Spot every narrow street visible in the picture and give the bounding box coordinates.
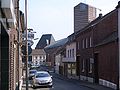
[1,0,120,90]
[22,73,94,90]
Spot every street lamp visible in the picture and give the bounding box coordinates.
[24,1,38,89]
[25,0,28,90]
[16,0,20,90]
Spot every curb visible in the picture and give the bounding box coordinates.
[53,74,96,90]
[53,73,114,90]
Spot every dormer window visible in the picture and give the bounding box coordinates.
[46,39,49,45]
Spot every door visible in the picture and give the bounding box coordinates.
[76,56,80,76]
[94,53,99,83]
[85,59,89,81]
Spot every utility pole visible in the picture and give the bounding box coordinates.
[17,0,20,89]
[25,0,28,90]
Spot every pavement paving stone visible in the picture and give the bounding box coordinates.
[53,73,114,90]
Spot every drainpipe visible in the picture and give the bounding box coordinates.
[118,1,120,89]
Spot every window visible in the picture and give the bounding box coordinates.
[82,59,85,72]
[40,56,42,59]
[35,56,37,59]
[77,42,80,50]
[90,37,92,47]
[46,39,49,45]
[89,58,94,73]
[68,50,69,58]
[86,38,88,48]
[72,64,76,75]
[70,49,71,58]
[43,56,45,59]
[67,64,71,76]
[82,39,85,49]
[72,49,74,57]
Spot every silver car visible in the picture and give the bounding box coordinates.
[32,71,53,88]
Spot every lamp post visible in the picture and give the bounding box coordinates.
[25,0,28,90]
[16,0,20,90]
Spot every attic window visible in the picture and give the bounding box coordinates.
[46,39,49,45]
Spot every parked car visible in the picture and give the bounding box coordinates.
[32,71,53,88]
[29,69,37,80]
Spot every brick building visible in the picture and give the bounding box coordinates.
[1,0,24,90]
[76,2,120,89]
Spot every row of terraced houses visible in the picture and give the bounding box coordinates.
[34,2,120,90]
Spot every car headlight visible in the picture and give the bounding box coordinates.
[48,78,52,82]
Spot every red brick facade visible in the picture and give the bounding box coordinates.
[76,8,119,89]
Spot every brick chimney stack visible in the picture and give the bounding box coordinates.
[99,13,102,18]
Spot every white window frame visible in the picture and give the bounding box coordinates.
[90,37,92,47]
[89,58,94,73]
[82,39,85,49]
[82,59,85,72]
[70,49,71,58]
[78,42,80,50]
[86,38,88,48]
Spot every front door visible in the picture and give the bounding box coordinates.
[76,56,80,76]
[94,53,99,83]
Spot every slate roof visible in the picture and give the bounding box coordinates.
[31,49,46,55]
[35,34,55,49]
[96,31,118,47]
[45,38,68,49]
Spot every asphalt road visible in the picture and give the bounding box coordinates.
[22,73,94,90]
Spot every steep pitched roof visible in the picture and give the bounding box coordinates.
[31,49,46,55]
[45,38,68,49]
[35,34,55,49]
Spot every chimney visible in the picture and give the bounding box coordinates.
[99,13,102,18]
[116,1,120,9]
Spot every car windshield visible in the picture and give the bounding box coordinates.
[29,70,36,74]
[36,72,50,78]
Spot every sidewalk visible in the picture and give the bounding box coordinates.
[52,73,114,90]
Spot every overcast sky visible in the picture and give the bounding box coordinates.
[20,0,119,49]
